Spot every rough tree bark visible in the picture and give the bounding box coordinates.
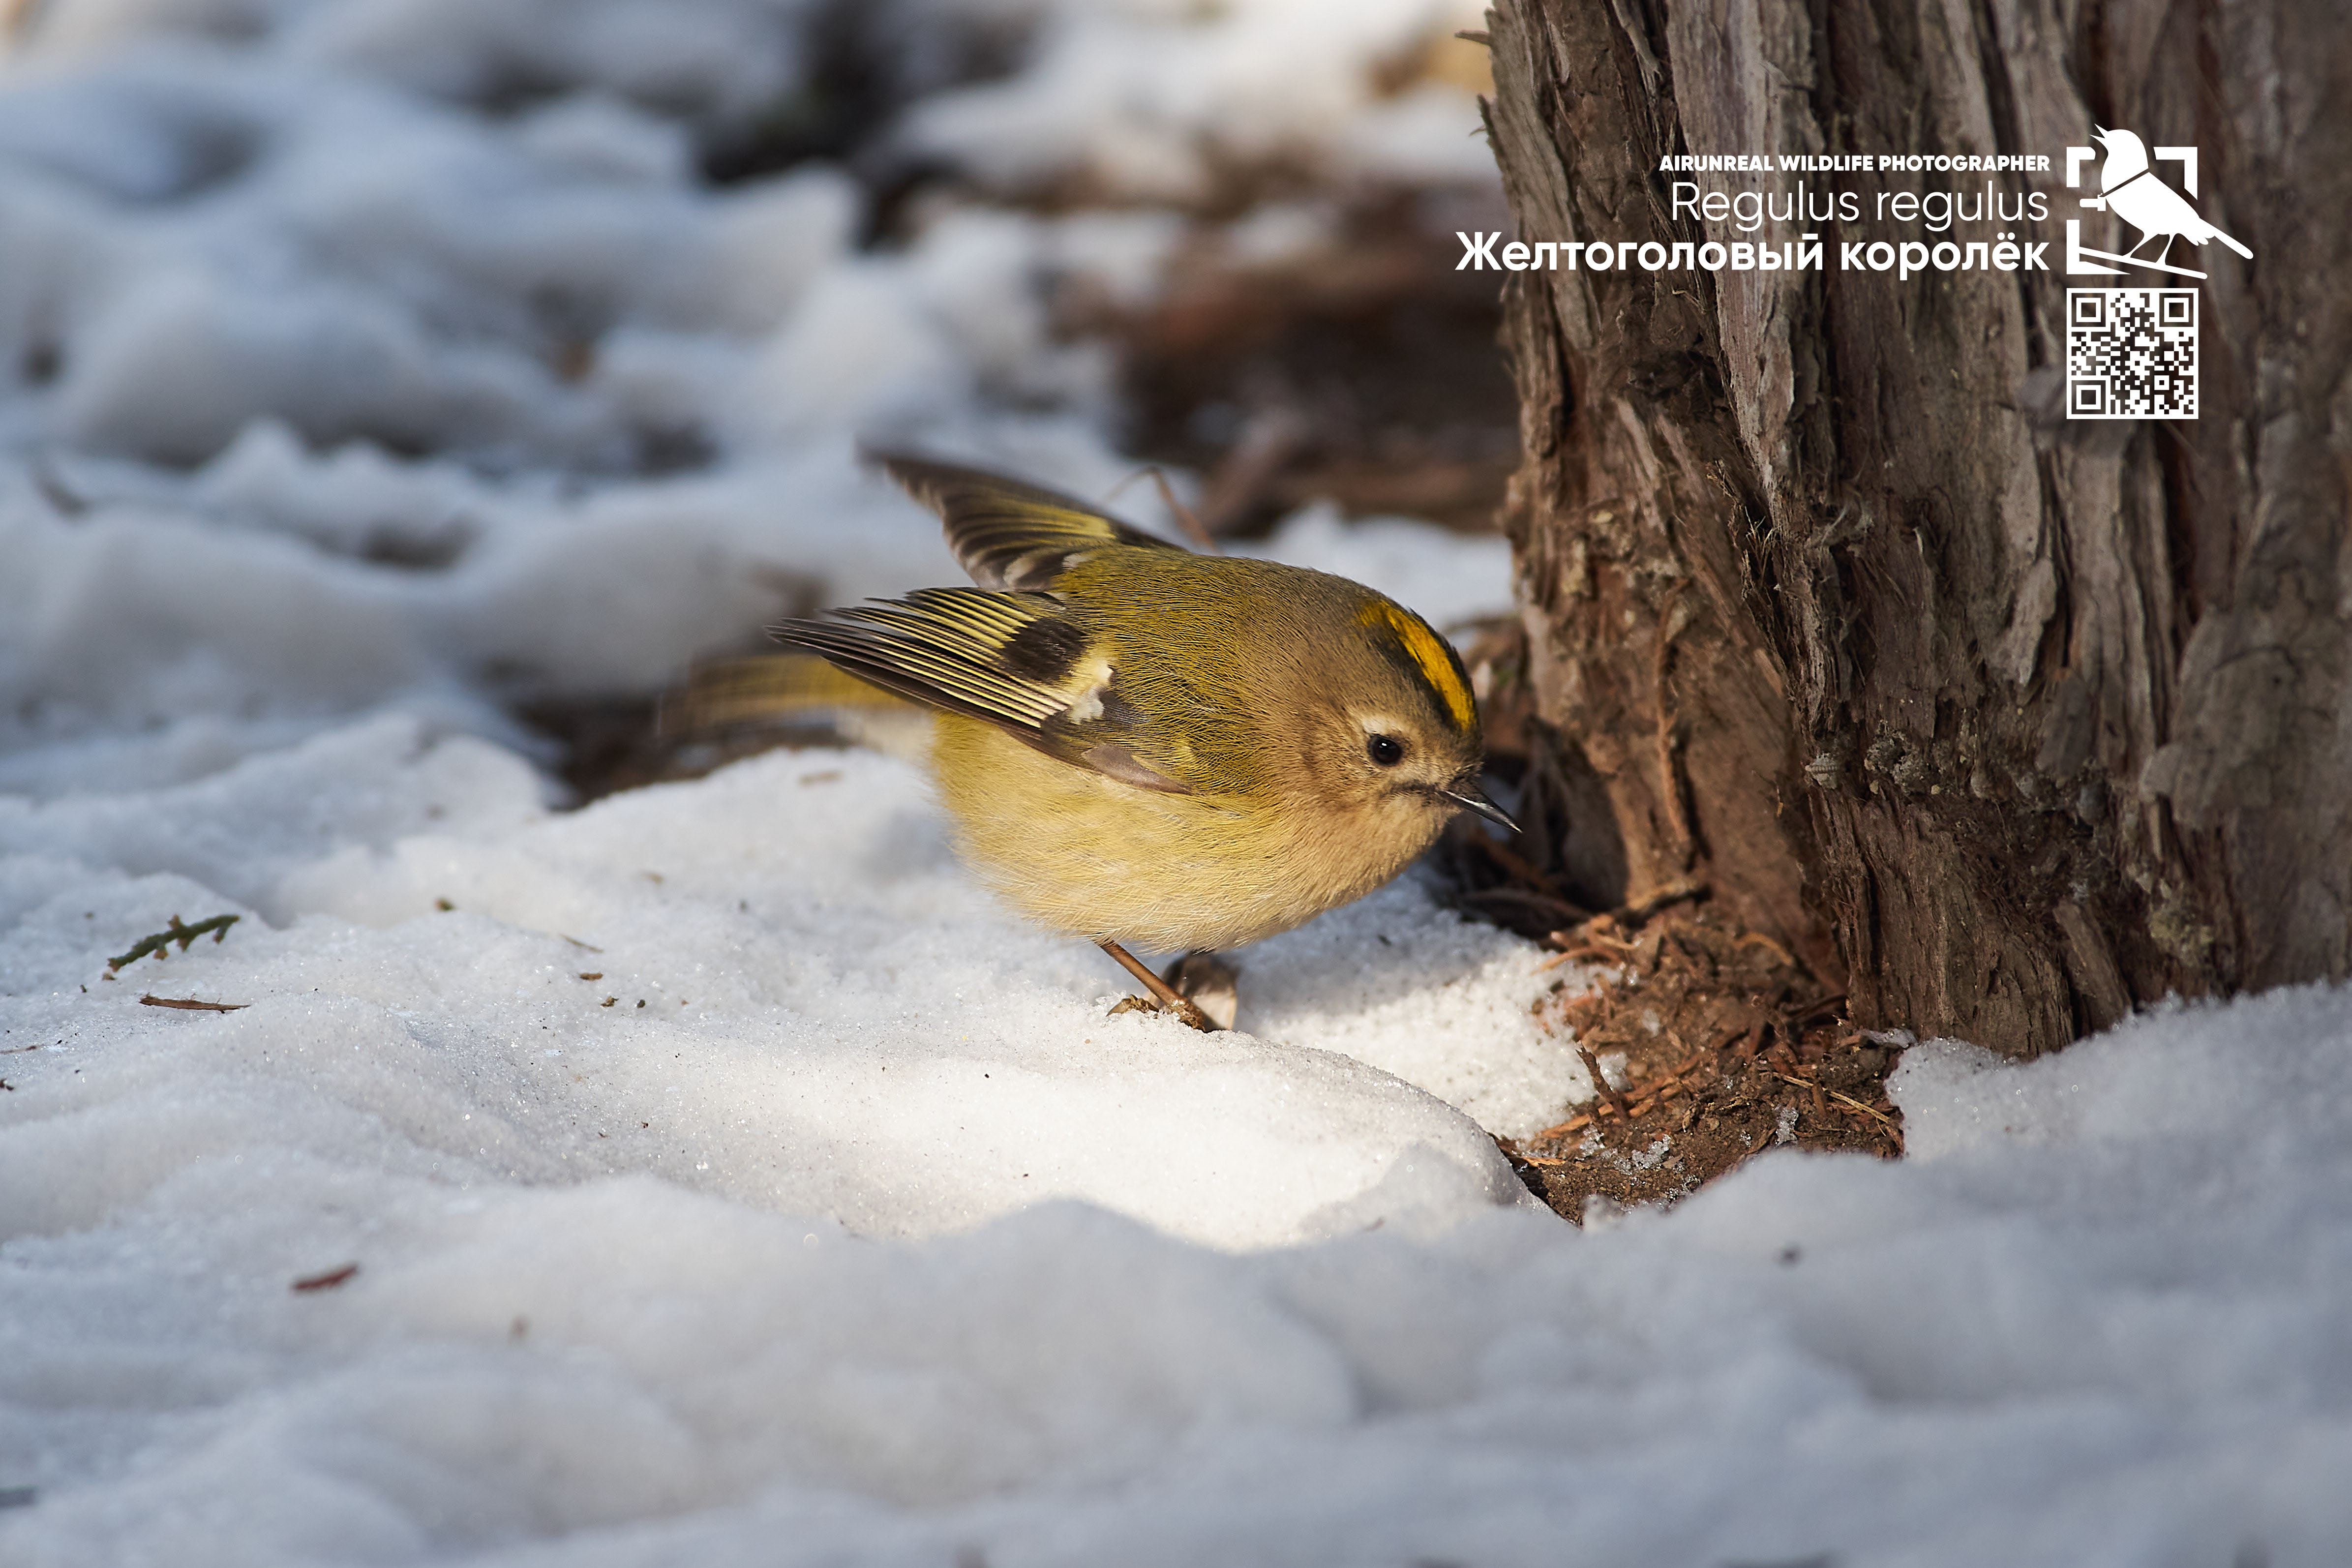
[1482,0,2351,1055]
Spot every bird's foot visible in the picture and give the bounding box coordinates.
[1108,992,1214,1031]
[1161,951,1238,1031]
[1095,939,1232,1031]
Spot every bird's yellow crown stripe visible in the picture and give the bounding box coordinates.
[1362,602,1476,732]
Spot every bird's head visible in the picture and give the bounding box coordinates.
[1279,590,1513,841]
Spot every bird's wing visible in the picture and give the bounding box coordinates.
[869,450,1186,592]
[772,588,1195,794]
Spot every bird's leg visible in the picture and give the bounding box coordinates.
[1099,939,1214,1030]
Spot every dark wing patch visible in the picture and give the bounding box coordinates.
[771,588,1193,795]
[773,589,1071,730]
[870,449,1186,591]
[1000,615,1090,684]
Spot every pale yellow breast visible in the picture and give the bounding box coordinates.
[928,714,1440,952]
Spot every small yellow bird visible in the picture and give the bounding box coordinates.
[771,452,1514,1027]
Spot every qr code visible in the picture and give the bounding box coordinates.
[2067,288,2197,419]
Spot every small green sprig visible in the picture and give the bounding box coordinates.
[107,914,240,973]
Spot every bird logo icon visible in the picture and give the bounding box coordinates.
[2068,127,2251,278]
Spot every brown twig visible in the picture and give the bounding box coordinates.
[1827,1087,1898,1128]
[1194,406,1309,537]
[1139,466,1220,552]
[1622,1078,1689,1118]
[291,1263,359,1293]
[1765,1070,1900,1129]
[1736,931,1798,968]
[1550,924,1639,954]
[1532,1109,1595,1142]
[139,995,247,1013]
[1538,941,1639,971]
[1612,880,1706,925]
[1611,1047,1719,1120]
[1472,832,1562,895]
[1461,887,1590,924]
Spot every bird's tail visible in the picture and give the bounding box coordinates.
[2213,228,2254,259]
[660,653,931,759]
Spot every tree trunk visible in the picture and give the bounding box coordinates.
[1482,0,2352,1055]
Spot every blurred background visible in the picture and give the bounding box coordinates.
[0,0,1518,800]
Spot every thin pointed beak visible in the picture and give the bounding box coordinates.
[1442,781,1519,835]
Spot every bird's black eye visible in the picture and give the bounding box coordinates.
[1367,734,1405,767]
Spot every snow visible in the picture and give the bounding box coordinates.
[895,0,1501,202]
[11,971,2352,1563]
[3,0,2351,1562]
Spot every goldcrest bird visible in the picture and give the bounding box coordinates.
[768,452,1514,1027]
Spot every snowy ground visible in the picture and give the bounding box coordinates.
[4,2,2352,1564]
